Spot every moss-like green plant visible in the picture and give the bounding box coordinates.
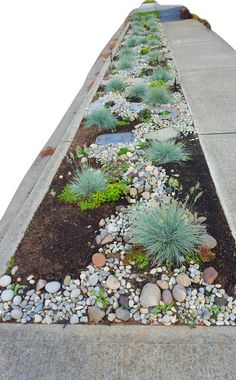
[92,289,109,308]
[150,80,167,88]
[151,69,173,82]
[140,46,150,55]
[75,146,88,158]
[144,140,190,164]
[125,250,149,269]
[85,108,117,131]
[105,77,125,93]
[117,147,129,156]
[102,161,130,182]
[130,202,205,266]
[168,177,180,189]
[116,56,133,70]
[64,168,107,200]
[145,87,172,105]
[79,183,128,210]
[127,82,148,101]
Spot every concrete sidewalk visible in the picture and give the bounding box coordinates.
[164,20,236,239]
[0,324,235,380]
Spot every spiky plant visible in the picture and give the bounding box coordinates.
[125,37,139,47]
[138,36,149,45]
[131,26,143,36]
[67,168,107,199]
[105,77,125,93]
[145,87,172,105]
[149,50,165,64]
[130,202,205,266]
[151,69,173,82]
[144,140,190,164]
[119,46,135,58]
[127,82,148,101]
[116,56,133,70]
[85,108,117,131]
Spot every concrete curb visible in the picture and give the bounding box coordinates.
[0,324,235,379]
[0,17,130,275]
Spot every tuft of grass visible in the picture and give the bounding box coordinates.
[144,140,190,164]
[149,50,165,64]
[145,87,172,105]
[105,77,125,93]
[130,202,205,266]
[138,108,153,122]
[64,168,107,200]
[6,255,16,273]
[151,69,173,82]
[127,82,148,101]
[116,56,133,70]
[125,37,139,47]
[137,36,149,45]
[85,108,117,131]
[119,46,135,58]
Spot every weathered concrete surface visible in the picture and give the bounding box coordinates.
[0,324,235,380]
[164,20,236,239]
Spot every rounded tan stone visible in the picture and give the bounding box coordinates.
[92,253,106,267]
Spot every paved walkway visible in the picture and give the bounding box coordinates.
[0,324,235,380]
[164,20,236,240]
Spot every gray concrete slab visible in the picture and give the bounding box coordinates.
[0,324,235,380]
[200,134,236,240]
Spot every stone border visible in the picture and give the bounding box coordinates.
[0,17,130,275]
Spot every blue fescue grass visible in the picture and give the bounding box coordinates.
[144,140,190,164]
[149,50,165,64]
[116,56,134,70]
[151,69,173,82]
[144,87,172,105]
[127,82,148,101]
[85,108,117,131]
[105,77,125,93]
[130,202,205,266]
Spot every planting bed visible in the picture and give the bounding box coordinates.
[0,10,236,326]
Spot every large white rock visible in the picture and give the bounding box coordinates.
[11,309,23,320]
[172,284,187,302]
[140,283,161,307]
[1,289,14,302]
[45,281,61,294]
[0,275,12,288]
[106,275,120,291]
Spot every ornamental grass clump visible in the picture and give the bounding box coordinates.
[116,56,134,70]
[127,82,148,101]
[130,202,205,266]
[151,69,173,82]
[144,140,190,164]
[105,77,125,93]
[145,87,172,105]
[125,37,139,47]
[149,50,165,64]
[61,168,107,201]
[85,108,117,131]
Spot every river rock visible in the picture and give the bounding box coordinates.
[101,233,114,245]
[92,253,106,267]
[140,283,161,307]
[106,275,120,290]
[176,273,191,287]
[118,294,129,308]
[13,295,22,306]
[172,285,187,302]
[203,267,218,284]
[88,306,105,323]
[0,275,12,287]
[156,280,169,290]
[71,289,80,299]
[1,289,14,302]
[45,281,61,294]
[63,275,71,286]
[200,234,217,249]
[36,279,47,291]
[11,309,23,320]
[162,289,173,304]
[70,314,79,324]
[115,307,130,321]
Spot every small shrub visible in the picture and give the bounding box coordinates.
[85,108,117,131]
[119,46,134,58]
[127,82,148,101]
[130,202,205,266]
[79,183,128,210]
[105,77,125,93]
[144,140,190,164]
[145,87,172,105]
[117,147,129,156]
[140,46,150,55]
[150,80,167,88]
[138,108,153,122]
[151,69,173,82]
[64,168,107,200]
[116,56,133,70]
